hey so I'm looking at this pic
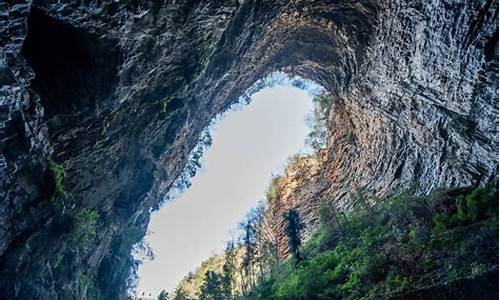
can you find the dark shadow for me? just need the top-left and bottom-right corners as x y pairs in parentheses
(21, 8), (122, 118)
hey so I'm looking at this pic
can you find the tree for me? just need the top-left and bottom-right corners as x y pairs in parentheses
(198, 270), (224, 300)
(252, 201), (280, 278)
(240, 205), (265, 293)
(172, 287), (190, 300)
(304, 93), (331, 151)
(284, 209), (304, 266)
(221, 240), (237, 298)
(158, 290), (169, 300)
(241, 218), (256, 293)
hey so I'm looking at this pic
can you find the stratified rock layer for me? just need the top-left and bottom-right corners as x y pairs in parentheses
(0, 0), (497, 299)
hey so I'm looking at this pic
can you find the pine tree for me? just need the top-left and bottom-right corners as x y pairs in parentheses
(157, 290), (169, 300)
(172, 287), (189, 300)
(241, 219), (256, 292)
(221, 240), (237, 298)
(198, 270), (224, 300)
(284, 209), (304, 266)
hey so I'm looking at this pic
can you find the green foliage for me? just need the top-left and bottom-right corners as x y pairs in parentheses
(173, 184), (498, 300)
(284, 209), (304, 266)
(341, 272), (362, 296)
(241, 218), (256, 274)
(52, 253), (64, 270)
(78, 270), (97, 300)
(244, 184), (498, 300)
(305, 92), (332, 150)
(70, 209), (99, 246)
(158, 96), (175, 115)
(470, 262), (488, 276)
(174, 253), (228, 299)
(432, 213), (448, 234)
(172, 287), (191, 300)
(158, 290), (169, 300)
(432, 183), (498, 235)
(266, 175), (282, 205)
(49, 158), (65, 200)
(314, 93), (333, 112)
(198, 270), (225, 300)
(384, 274), (411, 293)
(221, 241), (237, 298)
(419, 254), (435, 272)
(346, 132), (354, 143)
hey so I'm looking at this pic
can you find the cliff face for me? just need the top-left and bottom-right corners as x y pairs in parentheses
(0, 0), (497, 299)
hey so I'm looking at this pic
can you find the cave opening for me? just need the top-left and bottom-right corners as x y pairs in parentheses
(134, 73), (326, 298)
(0, 1), (497, 299)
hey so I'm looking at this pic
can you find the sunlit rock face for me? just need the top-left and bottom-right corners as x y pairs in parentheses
(0, 0), (497, 299)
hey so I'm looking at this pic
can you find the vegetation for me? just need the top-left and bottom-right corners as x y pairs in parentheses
(126, 239), (156, 297)
(52, 253), (64, 270)
(246, 184), (498, 299)
(78, 269), (97, 300)
(162, 130), (213, 205)
(198, 270), (228, 300)
(173, 200), (282, 299)
(158, 290), (169, 300)
(305, 92), (332, 151)
(172, 183), (498, 299)
(283, 209), (304, 266)
(49, 158), (65, 200)
(161, 98), (172, 114)
(70, 208), (99, 247)
(173, 254), (227, 299)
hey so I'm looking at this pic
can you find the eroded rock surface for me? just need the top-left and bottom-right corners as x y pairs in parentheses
(0, 0), (497, 299)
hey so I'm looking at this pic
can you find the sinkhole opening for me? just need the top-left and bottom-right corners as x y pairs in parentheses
(133, 73), (328, 299)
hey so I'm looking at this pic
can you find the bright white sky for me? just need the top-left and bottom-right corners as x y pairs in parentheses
(137, 85), (314, 297)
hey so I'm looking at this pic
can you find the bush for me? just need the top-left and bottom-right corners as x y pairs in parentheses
(49, 158), (65, 200)
(432, 183), (498, 235)
(71, 209), (99, 246)
(384, 274), (411, 293)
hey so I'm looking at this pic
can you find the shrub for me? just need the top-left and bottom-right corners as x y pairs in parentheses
(340, 273), (362, 296)
(457, 184), (498, 222)
(52, 253), (64, 270)
(78, 270), (97, 300)
(71, 209), (99, 246)
(49, 158), (65, 200)
(384, 274), (411, 293)
(470, 263), (488, 277)
(432, 183), (498, 235)
(419, 255), (436, 272)
(314, 93), (333, 112)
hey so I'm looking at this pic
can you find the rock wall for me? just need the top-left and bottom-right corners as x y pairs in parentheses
(0, 0), (497, 299)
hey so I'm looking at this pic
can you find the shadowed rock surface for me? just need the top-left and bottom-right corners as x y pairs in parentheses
(0, 0), (497, 299)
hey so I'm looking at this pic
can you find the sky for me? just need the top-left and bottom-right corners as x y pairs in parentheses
(137, 85), (314, 297)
